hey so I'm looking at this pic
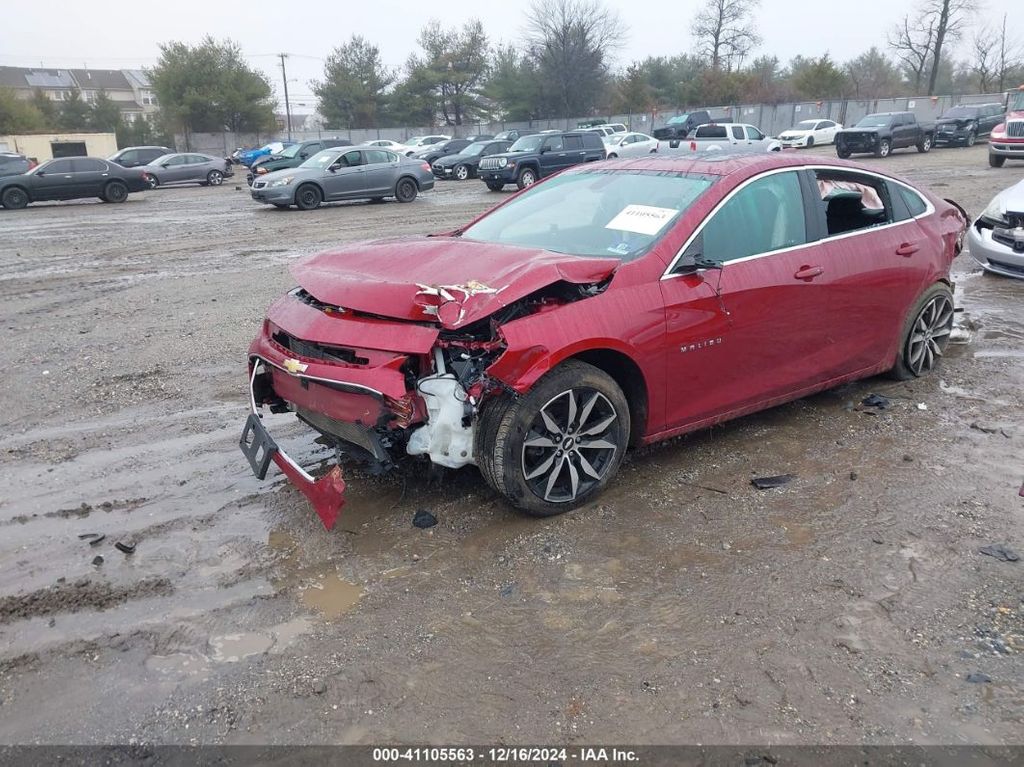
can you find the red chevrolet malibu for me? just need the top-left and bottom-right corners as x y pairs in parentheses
(241, 153), (967, 528)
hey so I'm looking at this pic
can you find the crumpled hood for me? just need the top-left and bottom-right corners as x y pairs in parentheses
(991, 179), (1024, 215)
(290, 236), (619, 330)
(937, 118), (972, 128)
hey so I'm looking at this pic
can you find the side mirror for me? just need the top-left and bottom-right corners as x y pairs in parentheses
(674, 235), (720, 274)
(299, 152), (308, 159)
(540, 146), (550, 154)
(161, 163), (170, 168)
(329, 162), (342, 172)
(36, 170), (45, 176)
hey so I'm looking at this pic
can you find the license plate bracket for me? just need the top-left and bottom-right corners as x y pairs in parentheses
(240, 413), (278, 479)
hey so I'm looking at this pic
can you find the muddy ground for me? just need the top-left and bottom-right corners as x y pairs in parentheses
(0, 146), (1021, 746)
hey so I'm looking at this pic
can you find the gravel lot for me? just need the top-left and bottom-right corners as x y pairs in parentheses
(0, 146), (1022, 746)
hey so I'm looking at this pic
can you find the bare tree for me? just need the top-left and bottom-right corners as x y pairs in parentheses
(995, 13), (1022, 92)
(889, 13), (936, 92)
(971, 26), (997, 92)
(690, 0), (761, 72)
(924, 0), (976, 95)
(526, 0), (625, 118)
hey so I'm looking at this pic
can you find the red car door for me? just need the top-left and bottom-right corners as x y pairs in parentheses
(659, 169), (837, 430)
(809, 169), (932, 376)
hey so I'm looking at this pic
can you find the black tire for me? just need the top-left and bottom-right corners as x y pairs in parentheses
(890, 283), (954, 380)
(147, 175), (159, 189)
(294, 183), (322, 211)
(474, 360), (630, 517)
(966, 129), (977, 147)
(395, 177), (418, 203)
(607, 152), (618, 159)
(485, 181), (504, 191)
(875, 139), (891, 158)
(102, 180), (129, 203)
(807, 136), (815, 148)
(836, 146), (851, 159)
(206, 169), (224, 186)
(916, 135), (932, 153)
(453, 164), (469, 181)
(1, 186), (29, 209)
(989, 153), (1006, 168)
(516, 167), (537, 190)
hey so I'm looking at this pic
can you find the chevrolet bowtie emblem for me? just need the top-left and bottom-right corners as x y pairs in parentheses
(282, 358), (308, 374)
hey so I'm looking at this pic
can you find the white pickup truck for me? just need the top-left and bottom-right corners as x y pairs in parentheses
(672, 123), (782, 153)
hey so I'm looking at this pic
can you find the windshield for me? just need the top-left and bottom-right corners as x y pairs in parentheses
(795, 120), (818, 129)
(300, 150), (340, 169)
(856, 115), (892, 127)
(458, 142), (487, 156)
(277, 144), (303, 158)
(667, 114), (691, 125)
(941, 107), (976, 118)
(608, 134), (627, 145)
(509, 135), (544, 152)
(1010, 91), (1024, 111)
(461, 170), (715, 261)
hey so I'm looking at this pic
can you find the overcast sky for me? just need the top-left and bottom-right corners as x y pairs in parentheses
(1, 0), (1020, 112)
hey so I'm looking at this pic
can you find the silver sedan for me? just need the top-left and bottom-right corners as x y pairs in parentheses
(604, 132), (659, 158)
(141, 153), (233, 188)
(250, 147), (435, 210)
(968, 178), (1024, 279)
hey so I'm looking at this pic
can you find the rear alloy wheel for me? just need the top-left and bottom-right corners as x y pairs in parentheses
(102, 180), (129, 203)
(875, 139), (891, 158)
(294, 183), (322, 210)
(206, 170), (224, 186)
(395, 178), (418, 203)
(516, 167), (537, 190)
(989, 153), (1006, 168)
(475, 360), (630, 517)
(453, 164), (469, 181)
(891, 284), (954, 380)
(916, 135), (932, 153)
(1, 187), (29, 209)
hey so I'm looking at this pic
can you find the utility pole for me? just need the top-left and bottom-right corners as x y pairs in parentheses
(278, 53), (292, 140)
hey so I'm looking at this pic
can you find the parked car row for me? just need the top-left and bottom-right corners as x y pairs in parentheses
(0, 157), (150, 208)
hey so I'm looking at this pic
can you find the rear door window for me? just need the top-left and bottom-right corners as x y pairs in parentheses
(44, 159), (75, 173)
(564, 135), (583, 150)
(813, 169), (894, 235)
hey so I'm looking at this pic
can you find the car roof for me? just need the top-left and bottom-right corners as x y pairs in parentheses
(579, 152), (883, 179)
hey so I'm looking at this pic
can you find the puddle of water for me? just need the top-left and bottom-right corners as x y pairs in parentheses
(209, 632), (275, 662)
(145, 652), (210, 678)
(974, 349), (1024, 359)
(300, 574), (363, 618)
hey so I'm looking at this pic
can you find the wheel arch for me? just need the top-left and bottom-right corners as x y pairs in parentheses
(569, 348), (649, 447)
(395, 173), (421, 191)
(1, 184), (31, 202)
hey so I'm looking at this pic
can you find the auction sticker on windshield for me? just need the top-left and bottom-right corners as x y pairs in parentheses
(605, 204), (678, 236)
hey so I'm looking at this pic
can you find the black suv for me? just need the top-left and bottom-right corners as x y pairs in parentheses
(108, 146), (174, 168)
(432, 140), (512, 180)
(248, 138), (352, 184)
(477, 131), (606, 190)
(935, 103), (1005, 146)
(0, 152), (33, 178)
(652, 110), (713, 144)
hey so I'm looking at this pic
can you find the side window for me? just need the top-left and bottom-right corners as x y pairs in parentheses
(696, 125), (726, 139)
(897, 186), (928, 217)
(701, 172), (808, 263)
(543, 136), (564, 152)
(45, 159), (75, 173)
(745, 126), (764, 140)
(74, 158), (107, 172)
(303, 143), (322, 155)
(167, 155), (186, 166)
(187, 154), (207, 164)
(564, 135), (582, 150)
(815, 170), (893, 235)
(364, 149), (393, 164)
(339, 151), (363, 167)
(118, 150), (137, 165)
(731, 126), (745, 140)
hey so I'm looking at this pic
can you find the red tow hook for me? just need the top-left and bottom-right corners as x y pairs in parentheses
(271, 454), (347, 530)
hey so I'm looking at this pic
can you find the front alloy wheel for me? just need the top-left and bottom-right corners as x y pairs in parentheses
(475, 360), (630, 516)
(453, 164), (469, 181)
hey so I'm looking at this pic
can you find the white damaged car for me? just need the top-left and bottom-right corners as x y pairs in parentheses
(968, 178), (1024, 279)
(778, 119), (842, 148)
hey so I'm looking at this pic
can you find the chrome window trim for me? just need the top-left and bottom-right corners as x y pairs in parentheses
(661, 164), (936, 280)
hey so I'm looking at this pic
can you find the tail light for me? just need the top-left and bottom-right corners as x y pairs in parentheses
(421, 162), (431, 172)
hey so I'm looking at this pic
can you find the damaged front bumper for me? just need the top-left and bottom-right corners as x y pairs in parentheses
(240, 361), (348, 529)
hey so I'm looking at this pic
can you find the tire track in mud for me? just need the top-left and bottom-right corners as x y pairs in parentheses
(0, 576), (174, 624)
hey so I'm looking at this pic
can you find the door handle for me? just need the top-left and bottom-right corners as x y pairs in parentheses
(794, 265), (824, 280)
(895, 242), (919, 257)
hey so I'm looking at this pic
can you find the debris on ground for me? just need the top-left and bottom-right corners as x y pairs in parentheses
(114, 541), (136, 555)
(91, 556), (104, 566)
(861, 393), (891, 409)
(751, 475), (795, 490)
(412, 509), (437, 529)
(78, 533), (105, 546)
(965, 672), (991, 684)
(917, 403), (928, 411)
(979, 544), (1020, 563)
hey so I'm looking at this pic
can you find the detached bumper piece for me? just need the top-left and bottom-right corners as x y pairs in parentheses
(240, 372), (347, 530)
